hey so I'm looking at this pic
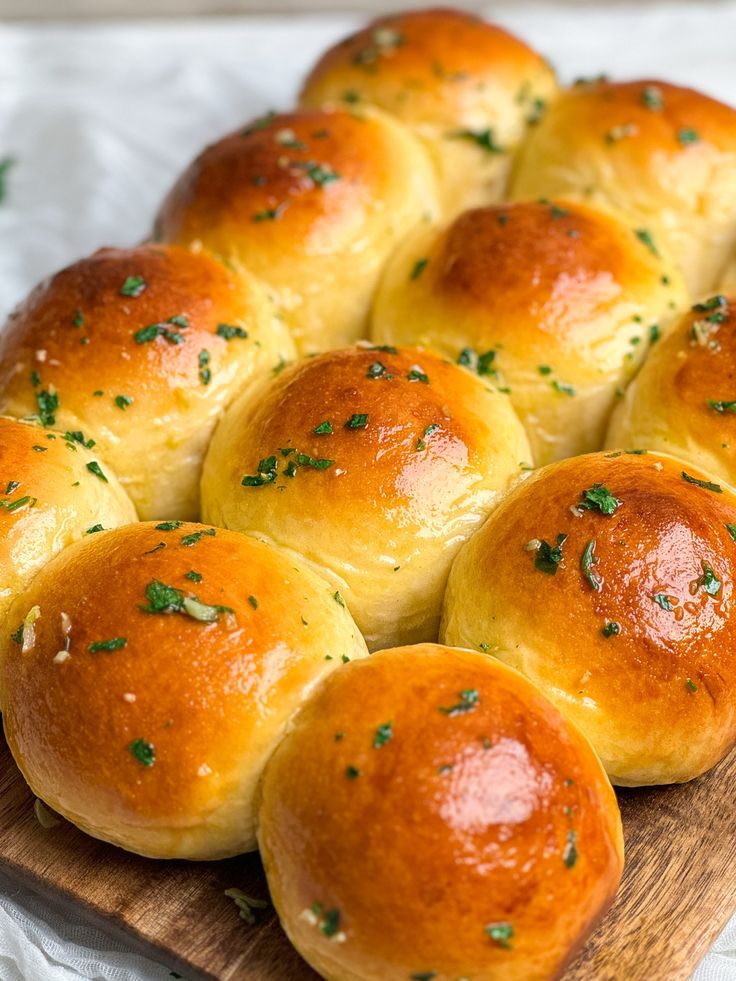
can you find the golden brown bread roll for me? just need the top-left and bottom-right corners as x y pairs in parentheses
(154, 107), (439, 354)
(201, 344), (531, 651)
(0, 244), (293, 521)
(509, 79), (736, 295)
(606, 294), (736, 483)
(371, 199), (687, 465)
(441, 449), (736, 786)
(0, 521), (367, 859)
(258, 643), (624, 981)
(300, 7), (558, 217)
(0, 415), (135, 627)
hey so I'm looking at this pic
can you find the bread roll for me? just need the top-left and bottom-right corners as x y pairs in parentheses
(300, 7), (558, 217)
(0, 521), (367, 859)
(258, 643), (624, 981)
(606, 294), (736, 484)
(154, 107), (439, 354)
(509, 79), (736, 295)
(0, 244), (294, 521)
(442, 449), (736, 786)
(372, 199), (686, 465)
(201, 344), (530, 651)
(0, 415), (135, 629)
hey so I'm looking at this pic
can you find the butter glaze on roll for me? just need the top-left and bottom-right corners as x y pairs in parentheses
(300, 7), (559, 217)
(606, 294), (736, 484)
(509, 78), (736, 295)
(442, 450), (736, 786)
(0, 522), (367, 859)
(0, 244), (294, 521)
(258, 643), (624, 981)
(154, 107), (439, 354)
(201, 345), (530, 651)
(372, 199), (686, 465)
(0, 415), (135, 631)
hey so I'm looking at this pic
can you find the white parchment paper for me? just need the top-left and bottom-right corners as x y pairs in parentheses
(0, 6), (735, 979)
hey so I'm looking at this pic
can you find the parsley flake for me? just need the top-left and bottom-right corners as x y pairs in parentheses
(129, 738), (155, 767)
(373, 722), (392, 748)
(438, 689), (479, 716)
(534, 534), (567, 575)
(120, 275), (146, 298)
(579, 484), (621, 515)
(89, 637), (127, 654)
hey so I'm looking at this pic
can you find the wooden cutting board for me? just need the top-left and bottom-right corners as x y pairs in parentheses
(1, 735), (734, 981)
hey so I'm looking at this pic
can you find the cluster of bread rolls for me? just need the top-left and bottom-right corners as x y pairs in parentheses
(1, 7), (736, 980)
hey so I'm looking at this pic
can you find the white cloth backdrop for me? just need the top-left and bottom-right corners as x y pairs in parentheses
(0, 4), (735, 979)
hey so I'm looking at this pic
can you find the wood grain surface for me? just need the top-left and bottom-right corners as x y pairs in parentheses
(0, 735), (734, 981)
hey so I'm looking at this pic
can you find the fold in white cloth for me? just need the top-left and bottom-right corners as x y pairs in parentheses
(0, 6), (735, 980)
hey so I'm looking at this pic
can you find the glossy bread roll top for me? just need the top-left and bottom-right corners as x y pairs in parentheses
(510, 78), (736, 295)
(442, 450), (736, 786)
(1, 522), (367, 859)
(0, 244), (294, 520)
(258, 643), (624, 981)
(155, 107), (439, 353)
(0, 415), (135, 630)
(201, 344), (531, 651)
(300, 6), (559, 216)
(372, 199), (687, 465)
(607, 294), (736, 486)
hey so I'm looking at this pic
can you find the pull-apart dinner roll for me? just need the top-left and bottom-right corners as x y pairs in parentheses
(0, 415), (135, 628)
(0, 244), (293, 521)
(258, 644), (624, 981)
(510, 79), (736, 295)
(0, 522), (367, 859)
(154, 107), (439, 354)
(201, 345), (530, 651)
(300, 7), (559, 217)
(372, 199), (686, 465)
(442, 450), (736, 786)
(607, 294), (736, 485)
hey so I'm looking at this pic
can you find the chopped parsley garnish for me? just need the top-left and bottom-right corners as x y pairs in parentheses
(451, 128), (504, 153)
(2, 495), (35, 513)
(156, 521), (182, 531)
(534, 534), (567, 575)
(242, 456), (279, 486)
(685, 678), (698, 694)
(134, 315), (189, 345)
(296, 453), (334, 469)
(345, 413), (368, 429)
(696, 561), (721, 596)
(578, 484), (621, 515)
(139, 578), (233, 623)
(252, 205), (287, 222)
(313, 420), (333, 435)
(707, 399), (736, 414)
(86, 524), (105, 534)
(563, 829), (578, 868)
(120, 275), (146, 298)
(653, 593), (675, 611)
(640, 85), (664, 110)
(650, 323), (661, 343)
(86, 461), (108, 482)
(635, 228), (659, 256)
(129, 738), (155, 767)
(185, 570), (202, 583)
(88, 637), (127, 653)
(581, 540), (600, 590)
(457, 347), (497, 377)
(334, 591), (345, 607)
(677, 128), (700, 145)
(366, 360), (391, 379)
(319, 908), (341, 937)
(538, 364), (552, 375)
(247, 595), (258, 609)
(72, 309), (84, 327)
(602, 621), (620, 637)
(115, 395), (133, 410)
(181, 528), (216, 547)
(726, 523), (736, 543)
(552, 379), (575, 396)
(410, 258), (429, 281)
(438, 689), (479, 716)
(373, 722), (392, 748)
(224, 888), (269, 925)
(297, 161), (341, 186)
(345, 765), (360, 779)
(198, 350), (211, 385)
(32, 445), (47, 452)
(216, 323), (248, 340)
(36, 389), (59, 427)
(242, 111), (276, 135)
(5, 480), (20, 494)
(486, 922), (514, 948)
(681, 471), (722, 493)
(64, 430), (95, 449)
(407, 368), (429, 384)
(693, 295), (728, 315)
